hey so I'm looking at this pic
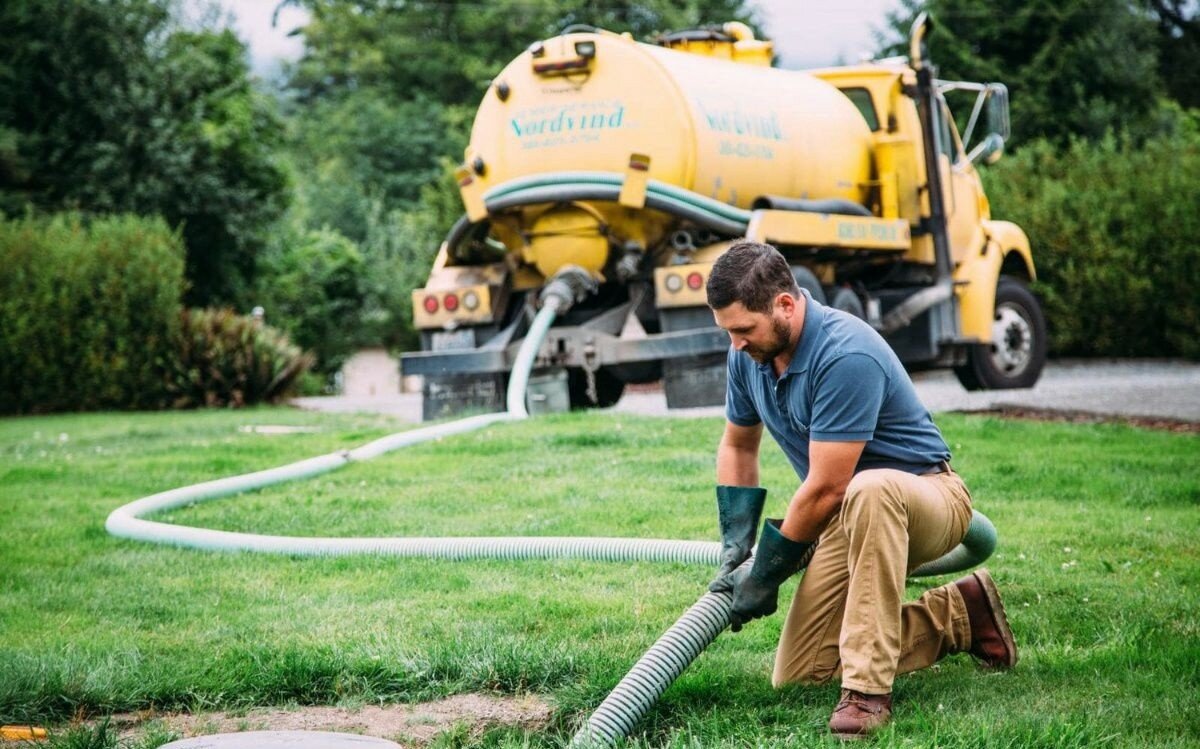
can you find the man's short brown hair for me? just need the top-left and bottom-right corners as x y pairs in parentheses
(706, 241), (800, 313)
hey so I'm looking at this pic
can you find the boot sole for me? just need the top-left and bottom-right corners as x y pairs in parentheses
(973, 568), (1018, 668)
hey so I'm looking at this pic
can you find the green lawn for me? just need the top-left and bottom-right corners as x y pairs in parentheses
(1, 407), (1197, 748)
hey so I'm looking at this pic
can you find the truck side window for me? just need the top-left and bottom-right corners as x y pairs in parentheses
(840, 87), (880, 131)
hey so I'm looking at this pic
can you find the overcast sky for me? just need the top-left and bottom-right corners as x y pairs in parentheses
(216, 0), (904, 76)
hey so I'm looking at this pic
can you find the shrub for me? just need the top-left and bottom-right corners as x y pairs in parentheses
(0, 213), (185, 414)
(983, 125), (1200, 358)
(166, 308), (313, 408)
(252, 227), (367, 380)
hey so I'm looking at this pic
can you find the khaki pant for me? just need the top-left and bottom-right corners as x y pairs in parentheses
(772, 468), (975, 695)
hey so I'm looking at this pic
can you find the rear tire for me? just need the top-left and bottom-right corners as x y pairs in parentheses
(827, 286), (866, 319)
(954, 275), (1046, 390)
(792, 266), (826, 304)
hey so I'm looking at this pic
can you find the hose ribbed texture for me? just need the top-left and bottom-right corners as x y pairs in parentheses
(104, 269), (998, 749)
(567, 510), (998, 748)
(102, 294), (561, 548)
(570, 582), (741, 748)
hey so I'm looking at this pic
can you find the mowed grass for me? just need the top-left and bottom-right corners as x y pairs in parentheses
(1, 406), (1197, 748)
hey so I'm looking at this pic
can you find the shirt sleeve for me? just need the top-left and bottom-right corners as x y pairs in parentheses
(809, 353), (887, 441)
(724, 347), (761, 427)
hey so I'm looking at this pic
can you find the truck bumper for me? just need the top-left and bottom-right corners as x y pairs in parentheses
(401, 326), (729, 377)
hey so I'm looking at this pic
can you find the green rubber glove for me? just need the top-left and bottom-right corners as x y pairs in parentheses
(729, 518), (817, 632)
(708, 485), (768, 593)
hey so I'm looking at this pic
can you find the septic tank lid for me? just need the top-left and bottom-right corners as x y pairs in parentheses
(161, 731), (402, 748)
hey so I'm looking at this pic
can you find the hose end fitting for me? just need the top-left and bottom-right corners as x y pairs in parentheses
(540, 265), (598, 313)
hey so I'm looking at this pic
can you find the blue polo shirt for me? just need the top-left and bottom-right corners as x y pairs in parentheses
(725, 289), (950, 479)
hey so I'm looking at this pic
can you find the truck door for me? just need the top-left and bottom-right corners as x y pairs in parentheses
(938, 98), (986, 263)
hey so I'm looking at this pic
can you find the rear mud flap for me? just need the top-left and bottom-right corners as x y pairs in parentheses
(663, 353), (726, 409)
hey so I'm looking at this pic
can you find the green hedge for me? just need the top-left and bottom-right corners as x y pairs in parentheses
(983, 127), (1200, 358)
(0, 213), (185, 413)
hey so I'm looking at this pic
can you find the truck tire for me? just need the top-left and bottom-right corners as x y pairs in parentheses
(792, 266), (826, 304)
(954, 275), (1046, 391)
(567, 367), (626, 409)
(827, 286), (866, 319)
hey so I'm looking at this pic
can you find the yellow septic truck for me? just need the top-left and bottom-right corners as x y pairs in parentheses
(401, 15), (1047, 419)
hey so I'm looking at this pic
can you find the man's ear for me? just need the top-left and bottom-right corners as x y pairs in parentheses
(775, 292), (798, 317)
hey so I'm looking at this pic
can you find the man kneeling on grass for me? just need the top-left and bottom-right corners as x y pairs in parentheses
(705, 242), (1018, 739)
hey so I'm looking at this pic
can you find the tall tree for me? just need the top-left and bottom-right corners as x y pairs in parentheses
(0, 0), (289, 305)
(879, 0), (1168, 145)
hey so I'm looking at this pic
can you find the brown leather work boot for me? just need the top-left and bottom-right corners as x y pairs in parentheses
(828, 689), (892, 740)
(954, 568), (1018, 669)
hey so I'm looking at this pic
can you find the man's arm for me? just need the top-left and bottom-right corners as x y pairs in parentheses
(716, 420), (763, 486)
(779, 439), (866, 542)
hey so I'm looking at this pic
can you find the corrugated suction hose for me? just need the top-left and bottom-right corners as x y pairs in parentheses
(568, 513), (997, 748)
(104, 267), (999, 748)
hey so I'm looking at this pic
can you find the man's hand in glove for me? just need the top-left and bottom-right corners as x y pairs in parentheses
(709, 485), (767, 593)
(728, 519), (817, 632)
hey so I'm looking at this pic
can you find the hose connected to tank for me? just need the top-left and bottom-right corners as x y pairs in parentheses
(105, 263), (998, 747)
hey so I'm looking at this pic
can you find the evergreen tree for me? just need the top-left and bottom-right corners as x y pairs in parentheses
(879, 0), (1168, 144)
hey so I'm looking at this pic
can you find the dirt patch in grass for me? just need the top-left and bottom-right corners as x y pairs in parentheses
(958, 406), (1200, 433)
(98, 694), (553, 746)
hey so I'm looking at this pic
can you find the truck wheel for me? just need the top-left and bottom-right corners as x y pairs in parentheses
(827, 286), (866, 319)
(954, 275), (1046, 390)
(792, 266), (826, 304)
(567, 367), (626, 409)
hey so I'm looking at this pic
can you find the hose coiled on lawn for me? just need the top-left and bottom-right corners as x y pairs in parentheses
(104, 264), (999, 749)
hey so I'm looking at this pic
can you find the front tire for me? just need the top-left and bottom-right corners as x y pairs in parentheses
(954, 275), (1047, 390)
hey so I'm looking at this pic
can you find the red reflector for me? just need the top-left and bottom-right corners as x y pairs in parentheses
(423, 296), (439, 314)
(444, 293), (459, 312)
(687, 272), (704, 290)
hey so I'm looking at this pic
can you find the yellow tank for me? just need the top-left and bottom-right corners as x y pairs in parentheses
(465, 30), (874, 226)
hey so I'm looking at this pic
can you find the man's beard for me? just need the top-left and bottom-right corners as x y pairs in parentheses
(744, 316), (792, 364)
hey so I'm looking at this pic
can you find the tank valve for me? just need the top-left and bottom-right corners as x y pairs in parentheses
(541, 265), (598, 312)
(614, 241), (645, 283)
(669, 230), (696, 252)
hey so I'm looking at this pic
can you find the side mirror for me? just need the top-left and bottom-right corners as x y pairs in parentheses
(985, 83), (1011, 141)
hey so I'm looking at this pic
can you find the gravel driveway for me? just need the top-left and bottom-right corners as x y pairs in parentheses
(292, 360), (1200, 424)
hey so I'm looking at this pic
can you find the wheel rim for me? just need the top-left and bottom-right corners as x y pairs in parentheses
(989, 302), (1033, 377)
